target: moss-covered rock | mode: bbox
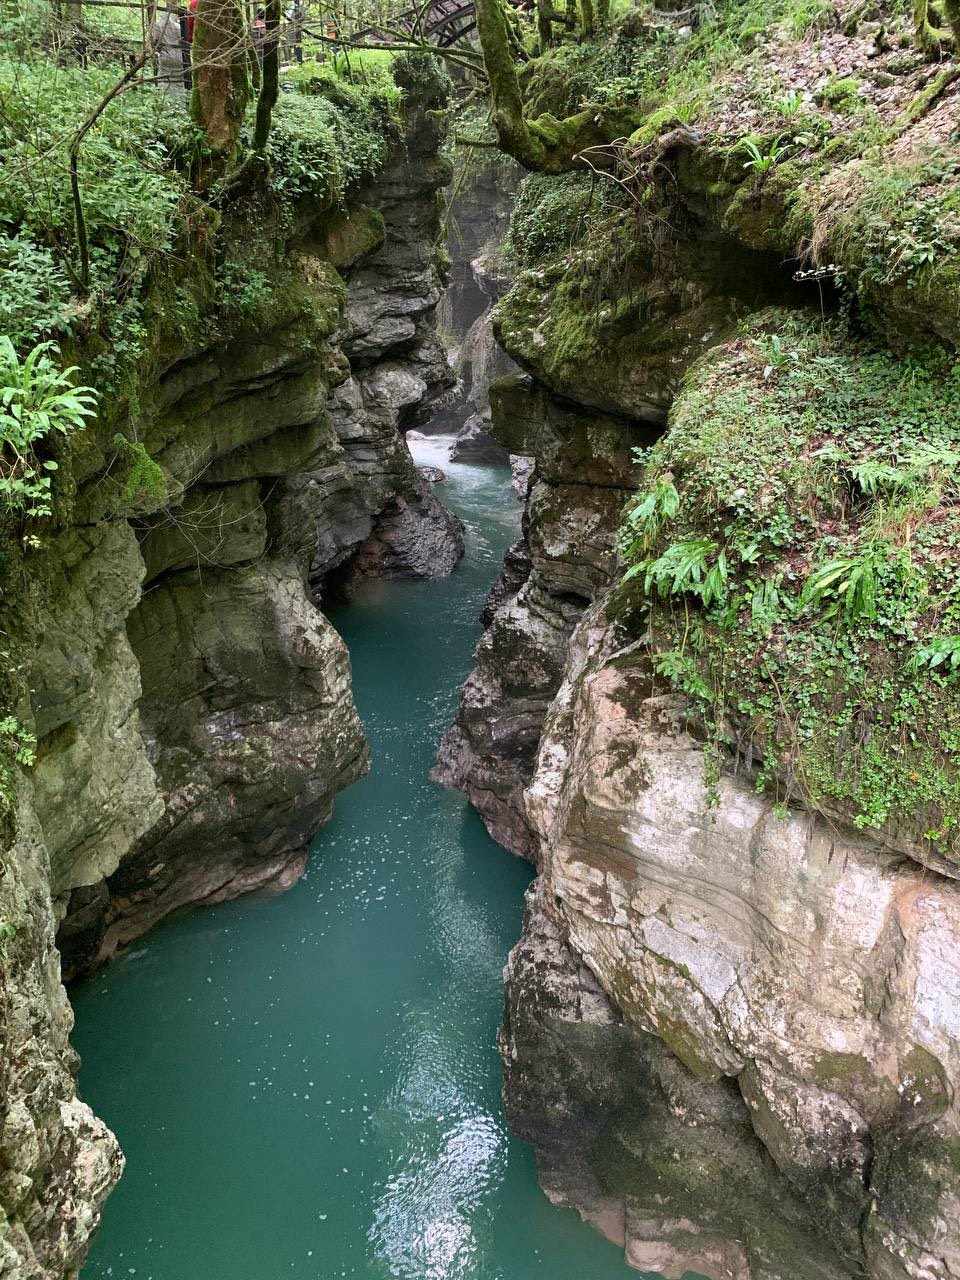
[619,310,960,874]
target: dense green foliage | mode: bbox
[0,338,97,518]
[0,58,201,352]
[618,312,960,857]
[489,0,960,325]
[0,42,422,365]
[266,70,399,208]
[505,171,626,267]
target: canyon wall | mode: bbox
[439,35,960,1276]
[0,78,459,1280]
[431,159,520,463]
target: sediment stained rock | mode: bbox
[501,884,858,1280]
[514,594,960,1278]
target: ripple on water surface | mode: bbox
[71,441,654,1280]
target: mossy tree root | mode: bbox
[474,0,638,171]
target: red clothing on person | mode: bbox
[187,0,198,42]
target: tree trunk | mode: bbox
[942,0,960,45]
[252,0,280,150]
[473,0,639,171]
[536,0,553,51]
[913,0,952,56]
[474,0,546,167]
[190,0,250,167]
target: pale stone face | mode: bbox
[523,601,960,1278]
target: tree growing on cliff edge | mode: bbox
[473,0,632,172]
[190,0,251,170]
[252,0,281,151]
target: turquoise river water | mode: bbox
[71,441,649,1280]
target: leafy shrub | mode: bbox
[0,53,200,360]
[0,235,75,349]
[390,49,451,109]
[0,919,17,959]
[0,714,35,812]
[267,76,396,208]
[0,338,97,518]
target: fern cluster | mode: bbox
[617,311,960,853]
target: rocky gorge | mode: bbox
[4,2,960,1279]
[0,62,464,1278]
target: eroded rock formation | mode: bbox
[0,85,460,1279]
[439,77,960,1277]
[447,361,960,1273]
[434,374,647,857]
[432,159,522,464]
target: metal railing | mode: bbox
[55,0,480,84]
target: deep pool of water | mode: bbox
[71,442,647,1280]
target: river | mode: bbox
[71,441,643,1280]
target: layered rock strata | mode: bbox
[442,202,960,1280]
[434,374,647,857]
[0,92,460,1279]
[501,884,858,1280]
[55,102,462,979]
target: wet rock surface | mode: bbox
[514,595,960,1278]
[433,374,646,859]
[1,94,461,1280]
[0,794,124,1280]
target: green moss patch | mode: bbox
[618,310,960,863]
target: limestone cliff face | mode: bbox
[440,169,960,1280]
[0,92,459,1280]
[434,374,646,856]
[516,597,960,1279]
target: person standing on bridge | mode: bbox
[251,6,267,59]
[284,0,305,63]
